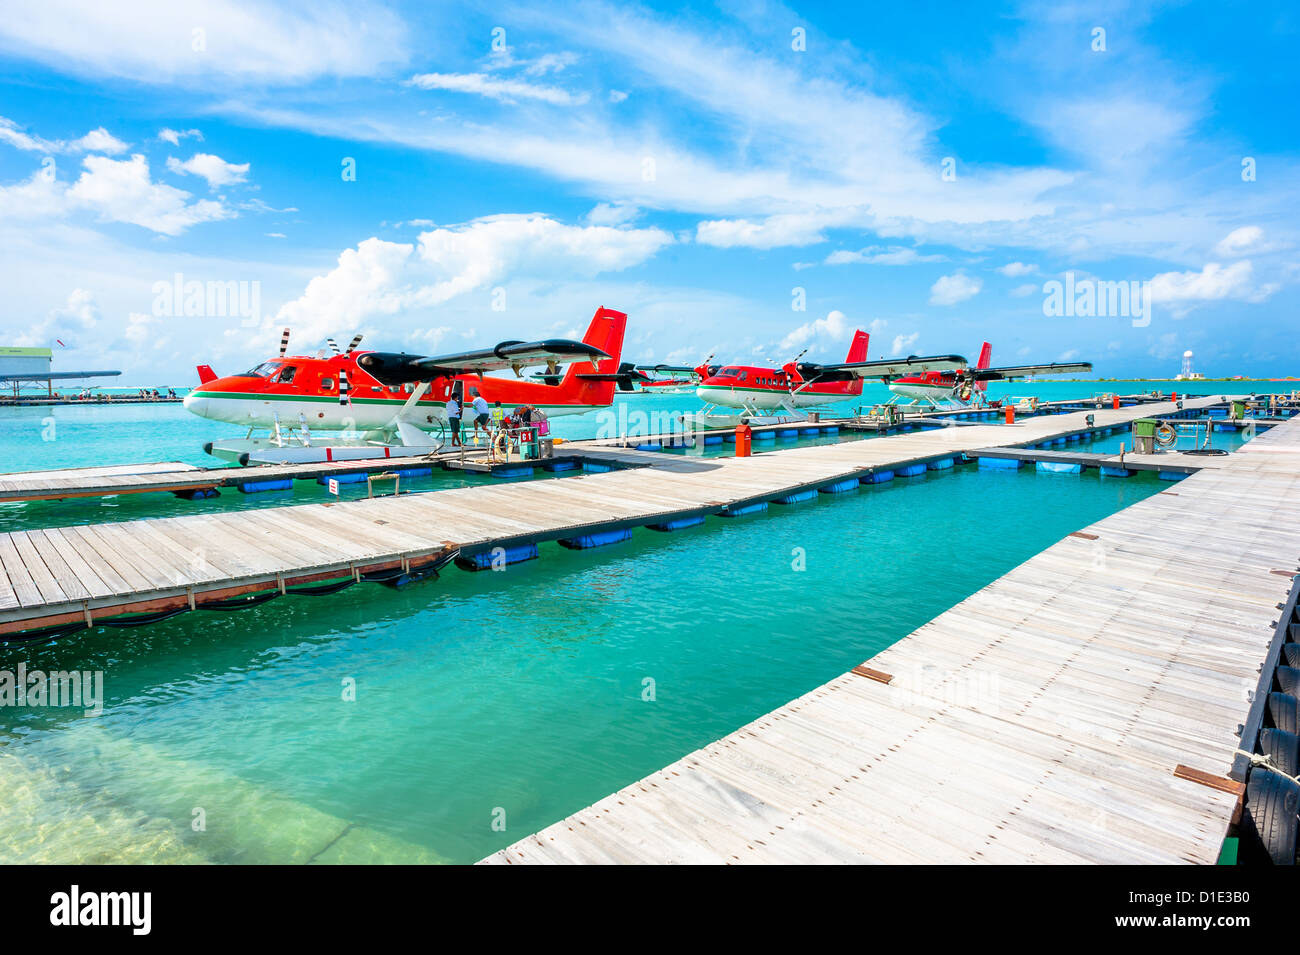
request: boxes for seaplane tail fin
[196,364,218,384]
[975,342,992,392]
[558,307,628,406]
[846,329,869,363]
[843,330,870,395]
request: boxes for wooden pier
[482,409,1300,864]
[0,397,1220,637]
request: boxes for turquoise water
[0,462,1168,863]
[0,378,1279,864]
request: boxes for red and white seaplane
[886,342,1093,409]
[184,307,629,464]
[681,330,970,427]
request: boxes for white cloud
[273,214,673,344]
[997,261,1037,277]
[0,155,232,235]
[523,52,579,76]
[696,212,850,250]
[929,272,982,306]
[1010,283,1037,297]
[825,245,945,266]
[67,154,232,234]
[608,89,628,103]
[892,332,920,353]
[166,152,250,189]
[586,202,640,227]
[778,309,852,354]
[1213,226,1264,258]
[0,1,408,83]
[0,116,127,154]
[406,72,587,106]
[158,128,203,146]
[71,128,129,154]
[124,311,166,349]
[14,288,100,347]
[1148,261,1256,305]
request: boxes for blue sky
[1,0,1297,383]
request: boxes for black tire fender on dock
[1268,692,1299,735]
[1240,769,1298,866]
[1276,666,1300,696]
[1259,728,1300,779]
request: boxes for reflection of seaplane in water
[184,307,630,464]
[886,342,1093,410]
[678,330,970,428]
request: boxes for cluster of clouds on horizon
[0,0,1296,374]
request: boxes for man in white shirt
[470,391,491,441]
[446,395,462,446]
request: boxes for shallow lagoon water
[2,462,1168,863]
[0,379,1285,863]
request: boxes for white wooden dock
[0,397,1221,638]
[482,408,1300,864]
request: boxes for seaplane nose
[183,393,208,416]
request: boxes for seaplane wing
[796,354,969,383]
[357,338,609,385]
[965,361,1093,382]
[640,363,697,375]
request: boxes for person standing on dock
[470,390,491,443]
[446,394,462,447]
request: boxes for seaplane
[184,306,630,465]
[681,330,970,428]
[886,342,1093,409]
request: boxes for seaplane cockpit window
[720,368,740,377]
[242,361,280,377]
[275,365,297,384]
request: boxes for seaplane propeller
[279,327,291,358]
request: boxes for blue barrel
[819,478,859,494]
[979,457,1022,470]
[239,478,294,493]
[492,466,534,479]
[897,463,926,477]
[861,470,895,484]
[455,543,539,571]
[926,458,954,470]
[543,460,578,472]
[1099,466,1134,478]
[721,501,768,517]
[647,515,706,531]
[774,488,817,504]
[1037,461,1082,474]
[316,472,366,485]
[558,528,634,549]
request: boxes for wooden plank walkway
[0,450,486,503]
[0,397,1219,635]
[482,407,1300,864]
